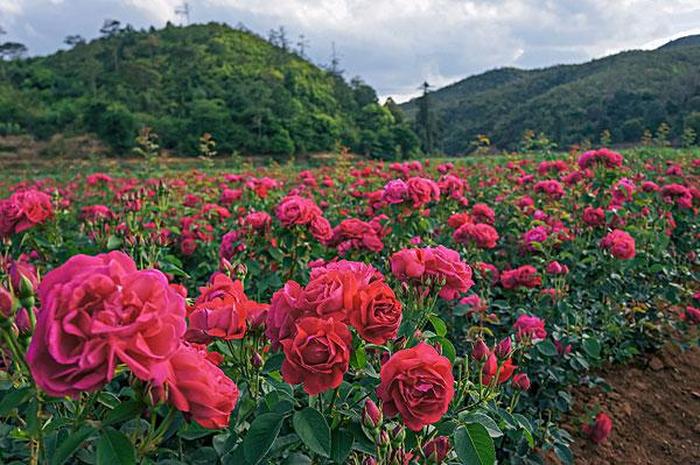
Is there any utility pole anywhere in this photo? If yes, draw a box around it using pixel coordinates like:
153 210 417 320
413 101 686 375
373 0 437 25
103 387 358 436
175 2 191 26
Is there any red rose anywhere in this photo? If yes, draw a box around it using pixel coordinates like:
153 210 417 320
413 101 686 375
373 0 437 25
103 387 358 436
0 189 53 237
186 273 266 343
349 280 402 344
453 223 499 249
482 353 517 385
600 229 635 260
281 317 352 395
582 206 605 227
156 343 239 429
265 280 305 348
513 314 547 341
377 343 454 431
406 177 440 207
583 412 612 444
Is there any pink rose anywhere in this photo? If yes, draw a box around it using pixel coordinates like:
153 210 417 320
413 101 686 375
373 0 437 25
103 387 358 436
27 252 186 398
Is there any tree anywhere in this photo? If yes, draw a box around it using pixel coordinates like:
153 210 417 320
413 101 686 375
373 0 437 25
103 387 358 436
0 42 28 60
415 81 437 154
100 19 122 37
64 35 86 48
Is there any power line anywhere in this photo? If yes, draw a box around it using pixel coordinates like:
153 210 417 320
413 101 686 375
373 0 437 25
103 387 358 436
175 2 191 26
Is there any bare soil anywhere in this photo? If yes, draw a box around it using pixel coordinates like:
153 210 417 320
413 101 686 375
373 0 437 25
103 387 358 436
560 342 700 465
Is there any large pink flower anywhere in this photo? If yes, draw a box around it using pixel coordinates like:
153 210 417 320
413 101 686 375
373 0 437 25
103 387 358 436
27 252 186 398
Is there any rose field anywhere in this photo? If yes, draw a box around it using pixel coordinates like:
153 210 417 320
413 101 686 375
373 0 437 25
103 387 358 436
0 147 698 465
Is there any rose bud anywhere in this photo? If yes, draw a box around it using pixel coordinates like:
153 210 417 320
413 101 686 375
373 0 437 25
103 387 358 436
15 307 32 333
495 337 512 358
362 457 378 465
379 430 391 450
250 351 263 368
471 339 489 361
391 424 406 446
423 436 450 463
0 286 16 318
512 373 531 391
583 412 613 444
362 399 382 429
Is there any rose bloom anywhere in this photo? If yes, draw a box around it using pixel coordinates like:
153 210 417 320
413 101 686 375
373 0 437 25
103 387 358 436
390 246 473 300
0 286 14 318
155 343 239 429
406 177 440 207
447 212 472 229
513 314 547 341
275 195 320 226
244 211 271 230
186 273 267 343
27 252 186 398
0 189 53 237
582 206 606 227
265 280 305 348
521 226 548 251
377 343 454 431
500 265 542 289
533 180 565 199
601 229 635 260
453 223 499 249
309 215 333 242
584 412 613 444
281 317 352 395
349 280 402 344
482 353 517 384
382 179 409 204
471 203 495 225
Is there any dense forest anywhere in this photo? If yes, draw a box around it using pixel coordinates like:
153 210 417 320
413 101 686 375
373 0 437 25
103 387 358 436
0 22 418 158
401 36 700 154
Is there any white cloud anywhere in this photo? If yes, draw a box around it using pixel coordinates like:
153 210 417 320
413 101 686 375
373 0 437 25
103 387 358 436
2 0 700 102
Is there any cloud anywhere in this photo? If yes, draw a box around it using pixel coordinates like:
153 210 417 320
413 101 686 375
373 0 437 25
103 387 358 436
2 0 699 102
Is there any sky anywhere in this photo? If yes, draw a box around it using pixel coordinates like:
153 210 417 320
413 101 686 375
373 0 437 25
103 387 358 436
2 0 700 102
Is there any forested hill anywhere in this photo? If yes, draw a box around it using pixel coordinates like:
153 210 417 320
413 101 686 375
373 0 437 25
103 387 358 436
401 37 700 154
0 22 418 157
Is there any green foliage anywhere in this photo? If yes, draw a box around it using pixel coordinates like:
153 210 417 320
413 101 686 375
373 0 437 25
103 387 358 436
401 44 700 153
0 22 418 158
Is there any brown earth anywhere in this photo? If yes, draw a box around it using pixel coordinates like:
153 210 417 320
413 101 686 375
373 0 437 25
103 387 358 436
558 342 700 465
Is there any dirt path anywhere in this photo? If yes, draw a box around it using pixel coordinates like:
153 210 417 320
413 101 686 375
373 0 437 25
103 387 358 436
560 343 700 465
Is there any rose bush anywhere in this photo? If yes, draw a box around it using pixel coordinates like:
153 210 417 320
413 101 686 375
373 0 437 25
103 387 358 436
0 146 697 465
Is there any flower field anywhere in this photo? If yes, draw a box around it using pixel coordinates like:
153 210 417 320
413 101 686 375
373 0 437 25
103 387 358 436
0 147 698 465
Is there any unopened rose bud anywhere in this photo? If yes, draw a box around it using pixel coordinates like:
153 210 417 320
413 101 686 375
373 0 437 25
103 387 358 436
495 337 512 358
391 425 405 445
379 430 391 449
362 457 378 465
362 399 382 429
423 436 450 463
471 339 489 361
512 373 531 391
0 287 16 318
250 351 263 368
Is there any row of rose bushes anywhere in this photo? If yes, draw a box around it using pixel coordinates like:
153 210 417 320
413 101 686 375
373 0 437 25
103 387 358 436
0 147 698 465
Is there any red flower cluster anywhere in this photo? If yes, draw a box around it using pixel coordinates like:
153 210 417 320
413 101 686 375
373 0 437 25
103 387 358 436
266 260 402 394
0 189 53 237
601 229 636 260
390 246 474 300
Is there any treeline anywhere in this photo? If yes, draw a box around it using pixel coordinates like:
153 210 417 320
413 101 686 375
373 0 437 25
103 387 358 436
0 22 419 158
402 40 700 154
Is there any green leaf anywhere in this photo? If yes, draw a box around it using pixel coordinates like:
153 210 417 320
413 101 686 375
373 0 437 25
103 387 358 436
350 345 367 370
537 340 558 357
51 426 96 465
262 353 285 374
434 337 456 363
453 424 496 465
293 408 331 458
330 428 354 464
582 338 601 359
96 428 136 465
428 314 447 337
243 413 284 464
106 235 123 250
459 412 503 438
0 387 32 416
102 400 143 427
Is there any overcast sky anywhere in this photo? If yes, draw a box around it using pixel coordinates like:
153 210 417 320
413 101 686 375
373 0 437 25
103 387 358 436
2 0 700 102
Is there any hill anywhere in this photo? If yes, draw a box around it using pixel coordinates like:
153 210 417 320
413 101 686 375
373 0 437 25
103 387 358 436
0 22 418 158
401 39 700 153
